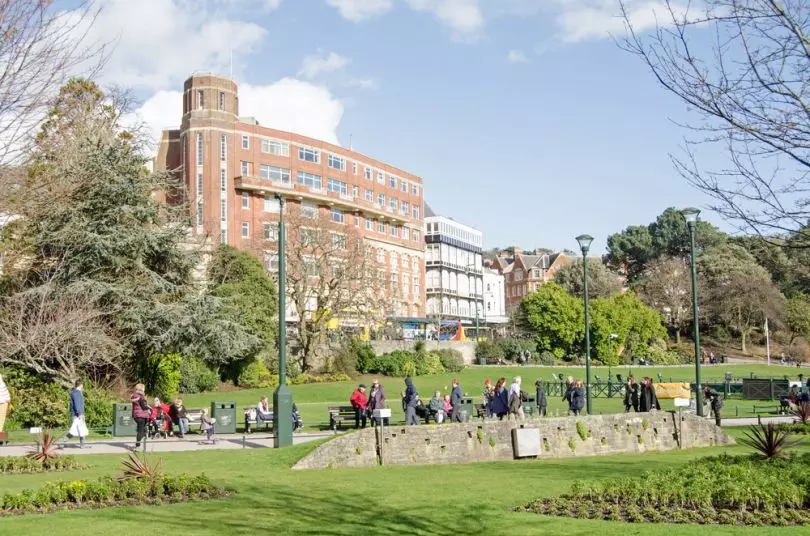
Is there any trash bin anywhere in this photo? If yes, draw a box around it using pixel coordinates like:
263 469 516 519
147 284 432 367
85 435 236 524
459 396 474 422
112 403 136 437
210 401 237 434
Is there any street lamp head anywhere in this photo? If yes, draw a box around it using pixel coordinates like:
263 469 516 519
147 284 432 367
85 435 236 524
681 207 700 226
575 234 594 255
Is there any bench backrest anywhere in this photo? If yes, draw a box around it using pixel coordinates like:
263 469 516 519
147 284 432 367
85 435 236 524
328 405 355 416
186 409 204 422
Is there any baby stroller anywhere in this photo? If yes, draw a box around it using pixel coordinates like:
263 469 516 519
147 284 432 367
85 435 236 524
149 404 171 439
292 403 303 432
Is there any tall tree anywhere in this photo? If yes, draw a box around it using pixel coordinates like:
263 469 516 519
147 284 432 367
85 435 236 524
785 294 810 354
621 0 810 245
553 258 624 299
519 283 583 358
591 292 667 366
636 256 692 344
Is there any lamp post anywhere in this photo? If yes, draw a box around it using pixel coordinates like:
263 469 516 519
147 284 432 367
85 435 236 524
468 262 480 342
682 207 703 417
273 194 293 447
576 234 594 415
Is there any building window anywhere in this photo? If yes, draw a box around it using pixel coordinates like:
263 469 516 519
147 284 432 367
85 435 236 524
263 223 278 241
400 179 408 193
515 270 523 281
220 228 227 244
220 135 227 161
412 257 419 271
296 171 322 190
401 201 409 214
220 169 226 191
327 154 345 171
261 139 289 156
389 197 397 210
301 202 318 219
196 172 203 196
378 220 385 233
197 89 204 109
240 161 250 176
390 253 398 267
402 227 410 240
265 253 279 273
298 147 320 163
365 167 372 180
352 162 358 175
327 178 347 195
377 193 385 206
220 199 226 221
376 171 384 184
412 206 420 219
364 189 372 202
241 135 249 149
390 224 398 237
196 201 203 225
376 249 385 263
241 191 249 209
331 208 344 224
195 133 203 165
401 255 409 268
301 228 319 247
332 233 346 250
366 218 374 231
388 175 396 188
259 164 290 184
264 196 281 213
241 222 249 238
218 92 225 110
412 184 419 196
413 230 421 241
413 275 420 294
354 214 361 227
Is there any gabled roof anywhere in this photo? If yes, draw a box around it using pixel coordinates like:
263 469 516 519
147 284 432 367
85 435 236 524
424 202 437 218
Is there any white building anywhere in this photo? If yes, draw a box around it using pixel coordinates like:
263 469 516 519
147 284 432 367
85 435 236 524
424 206 483 321
483 267 508 323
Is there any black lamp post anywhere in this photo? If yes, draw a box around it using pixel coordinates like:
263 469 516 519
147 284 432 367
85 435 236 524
682 207 703 417
273 194 293 447
576 234 594 415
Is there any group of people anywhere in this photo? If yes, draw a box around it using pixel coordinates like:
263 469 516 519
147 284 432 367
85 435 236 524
349 379 390 428
622 376 662 413
130 384 215 448
482 376 529 420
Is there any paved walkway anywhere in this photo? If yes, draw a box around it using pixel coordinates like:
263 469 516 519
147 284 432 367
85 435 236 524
721 416 794 427
0 432 333 457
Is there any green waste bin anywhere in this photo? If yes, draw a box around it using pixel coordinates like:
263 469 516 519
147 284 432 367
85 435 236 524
112 403 136 437
210 401 237 434
459 396 475 422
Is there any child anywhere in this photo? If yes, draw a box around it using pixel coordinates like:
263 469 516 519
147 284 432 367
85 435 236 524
199 408 216 444
443 394 452 417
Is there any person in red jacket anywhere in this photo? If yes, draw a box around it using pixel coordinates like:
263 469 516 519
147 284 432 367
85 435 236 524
349 384 368 429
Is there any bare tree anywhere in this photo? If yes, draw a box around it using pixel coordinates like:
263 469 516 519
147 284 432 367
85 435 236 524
0 285 123 387
259 209 392 372
637 256 692 343
621 0 810 244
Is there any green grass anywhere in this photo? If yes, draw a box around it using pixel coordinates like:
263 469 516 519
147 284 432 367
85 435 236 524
0 429 807 534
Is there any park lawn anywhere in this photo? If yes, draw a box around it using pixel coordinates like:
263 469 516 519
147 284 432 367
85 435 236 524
0 429 808 535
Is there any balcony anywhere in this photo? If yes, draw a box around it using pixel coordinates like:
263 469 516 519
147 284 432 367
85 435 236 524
425 260 483 274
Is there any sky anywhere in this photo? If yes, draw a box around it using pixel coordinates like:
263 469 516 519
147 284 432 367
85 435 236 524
62 0 724 255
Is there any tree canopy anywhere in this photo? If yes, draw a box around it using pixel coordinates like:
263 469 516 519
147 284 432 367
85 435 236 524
553 258 624 299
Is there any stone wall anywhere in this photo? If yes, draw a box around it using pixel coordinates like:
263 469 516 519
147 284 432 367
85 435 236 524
293 412 733 470
370 340 476 364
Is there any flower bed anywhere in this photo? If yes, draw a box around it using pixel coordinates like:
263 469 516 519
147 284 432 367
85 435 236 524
0 474 230 516
0 456 84 474
517 454 810 526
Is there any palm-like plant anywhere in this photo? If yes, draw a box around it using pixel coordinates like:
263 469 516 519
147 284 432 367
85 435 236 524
739 419 802 459
790 401 810 425
118 452 163 481
26 430 59 465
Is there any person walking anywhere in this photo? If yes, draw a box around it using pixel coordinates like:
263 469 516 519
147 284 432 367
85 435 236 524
60 380 90 448
508 376 525 421
491 377 508 420
404 377 420 425
570 380 586 416
130 383 151 449
0 373 10 434
623 376 638 413
368 379 388 425
482 379 494 418
703 386 724 426
350 384 368 429
450 379 463 422
563 376 575 414
535 379 547 417
199 408 216 444
169 399 189 438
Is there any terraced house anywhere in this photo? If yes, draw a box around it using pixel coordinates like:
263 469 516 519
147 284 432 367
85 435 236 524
154 73 426 322
491 248 572 312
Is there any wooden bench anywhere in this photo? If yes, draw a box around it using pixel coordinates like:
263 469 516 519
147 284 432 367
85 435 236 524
185 408 205 431
752 404 784 415
243 406 274 432
329 405 357 430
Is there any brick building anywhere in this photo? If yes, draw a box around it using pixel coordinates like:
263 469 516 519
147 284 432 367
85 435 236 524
491 247 572 312
154 73 426 319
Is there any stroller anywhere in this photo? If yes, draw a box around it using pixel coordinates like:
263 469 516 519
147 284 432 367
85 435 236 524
149 404 171 439
292 403 303 432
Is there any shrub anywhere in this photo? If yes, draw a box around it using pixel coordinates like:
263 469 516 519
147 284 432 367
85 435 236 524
354 343 377 374
237 360 277 389
82 387 115 429
415 352 445 376
646 342 690 365
739 421 802 459
140 353 182 401
435 349 465 372
537 351 556 366
497 338 535 361
475 340 504 362
0 455 83 474
180 357 220 394
6 380 68 429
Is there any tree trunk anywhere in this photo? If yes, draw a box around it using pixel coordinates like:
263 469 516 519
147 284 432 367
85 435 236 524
674 328 681 345
741 330 747 354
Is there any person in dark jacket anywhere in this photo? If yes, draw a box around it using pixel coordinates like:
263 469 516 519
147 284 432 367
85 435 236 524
623 376 639 413
490 377 508 420
450 379 463 422
563 376 575 415
61 380 90 448
169 399 189 438
535 380 547 417
703 386 723 426
403 377 419 425
368 379 388 425
570 380 585 416
130 383 151 449
639 377 661 412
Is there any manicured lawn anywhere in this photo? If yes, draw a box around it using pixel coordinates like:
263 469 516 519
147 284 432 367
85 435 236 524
0 428 808 535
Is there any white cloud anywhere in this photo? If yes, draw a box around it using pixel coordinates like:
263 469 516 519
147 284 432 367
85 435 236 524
298 51 351 79
69 0 266 91
133 79 344 146
346 78 379 90
506 49 528 63
406 0 485 38
325 0 393 21
552 0 689 43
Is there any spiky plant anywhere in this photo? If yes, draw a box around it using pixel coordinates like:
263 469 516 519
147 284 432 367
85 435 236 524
790 401 810 425
26 430 59 465
118 452 163 481
738 420 802 460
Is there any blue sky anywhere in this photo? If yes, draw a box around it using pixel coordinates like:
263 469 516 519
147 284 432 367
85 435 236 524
72 0 722 254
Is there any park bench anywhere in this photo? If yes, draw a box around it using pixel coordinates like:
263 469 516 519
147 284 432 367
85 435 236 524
185 408 206 431
329 405 357 430
752 404 784 416
243 406 274 432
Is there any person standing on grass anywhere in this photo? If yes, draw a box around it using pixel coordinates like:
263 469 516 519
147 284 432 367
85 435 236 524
350 384 368 429
368 379 388 426
623 376 639 413
703 386 723 426
61 380 90 448
570 380 585 416
404 376 420 425
130 383 151 449
0 374 10 433
450 379 463 422
535 379 547 417
639 377 660 412
199 408 216 444
563 376 575 413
